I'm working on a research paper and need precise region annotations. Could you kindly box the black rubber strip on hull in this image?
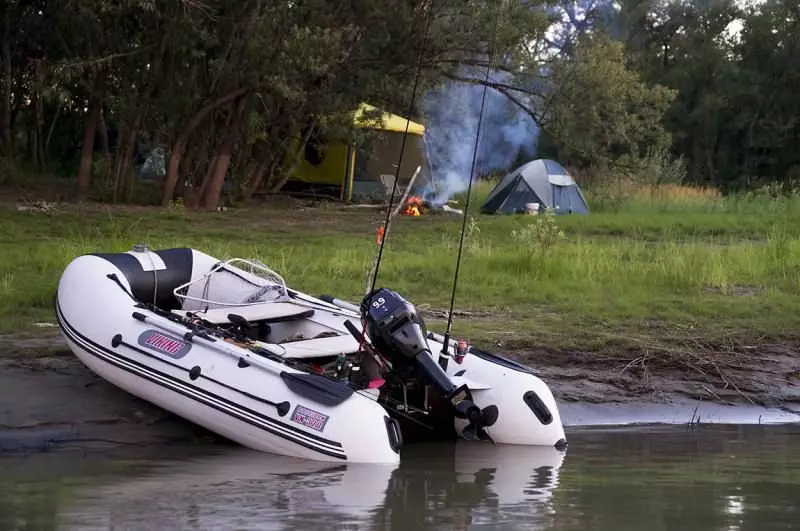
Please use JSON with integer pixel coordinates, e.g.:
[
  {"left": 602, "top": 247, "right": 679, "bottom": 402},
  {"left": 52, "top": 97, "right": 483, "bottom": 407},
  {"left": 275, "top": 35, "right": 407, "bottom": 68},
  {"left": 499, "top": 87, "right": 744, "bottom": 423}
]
[
  {"left": 111, "top": 333, "right": 291, "bottom": 416},
  {"left": 55, "top": 299, "right": 347, "bottom": 460},
  {"left": 467, "top": 346, "right": 538, "bottom": 376}
]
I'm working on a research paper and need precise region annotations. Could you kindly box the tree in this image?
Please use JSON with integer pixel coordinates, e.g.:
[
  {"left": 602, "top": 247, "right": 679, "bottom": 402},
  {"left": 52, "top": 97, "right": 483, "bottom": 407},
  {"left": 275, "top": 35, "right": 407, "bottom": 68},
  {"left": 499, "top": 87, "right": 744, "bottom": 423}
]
[{"left": 539, "top": 33, "right": 677, "bottom": 176}]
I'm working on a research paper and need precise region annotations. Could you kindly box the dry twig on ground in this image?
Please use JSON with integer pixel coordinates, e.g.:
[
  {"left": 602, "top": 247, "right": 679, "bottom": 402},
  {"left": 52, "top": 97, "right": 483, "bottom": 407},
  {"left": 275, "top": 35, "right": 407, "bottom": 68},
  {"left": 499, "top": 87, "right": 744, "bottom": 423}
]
[{"left": 363, "top": 166, "right": 421, "bottom": 295}]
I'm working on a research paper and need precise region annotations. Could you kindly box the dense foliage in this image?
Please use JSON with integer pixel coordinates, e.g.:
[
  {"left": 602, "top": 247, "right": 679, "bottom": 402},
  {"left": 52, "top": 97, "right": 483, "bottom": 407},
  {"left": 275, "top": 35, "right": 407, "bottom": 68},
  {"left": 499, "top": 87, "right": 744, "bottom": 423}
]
[
  {"left": 0, "top": 0, "right": 796, "bottom": 207},
  {"left": 600, "top": 0, "right": 800, "bottom": 191}
]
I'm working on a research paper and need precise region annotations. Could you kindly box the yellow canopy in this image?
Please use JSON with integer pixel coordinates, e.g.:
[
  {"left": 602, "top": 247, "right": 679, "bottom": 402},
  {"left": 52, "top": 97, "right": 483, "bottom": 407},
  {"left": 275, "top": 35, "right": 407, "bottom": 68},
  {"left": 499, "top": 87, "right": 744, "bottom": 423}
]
[
  {"left": 352, "top": 102, "right": 426, "bottom": 136},
  {"left": 285, "top": 102, "right": 426, "bottom": 200}
]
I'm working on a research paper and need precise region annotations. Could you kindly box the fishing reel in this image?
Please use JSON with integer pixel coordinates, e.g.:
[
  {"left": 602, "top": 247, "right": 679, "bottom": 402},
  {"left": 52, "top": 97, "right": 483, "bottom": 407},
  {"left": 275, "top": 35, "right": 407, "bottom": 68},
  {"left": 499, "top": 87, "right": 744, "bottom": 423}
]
[{"left": 355, "top": 288, "right": 498, "bottom": 442}]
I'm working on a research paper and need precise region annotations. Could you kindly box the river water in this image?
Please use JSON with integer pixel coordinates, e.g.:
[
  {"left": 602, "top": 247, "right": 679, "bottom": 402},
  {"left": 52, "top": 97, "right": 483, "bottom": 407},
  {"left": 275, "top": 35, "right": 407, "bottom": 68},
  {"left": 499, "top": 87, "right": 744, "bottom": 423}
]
[{"left": 1, "top": 423, "right": 797, "bottom": 530}]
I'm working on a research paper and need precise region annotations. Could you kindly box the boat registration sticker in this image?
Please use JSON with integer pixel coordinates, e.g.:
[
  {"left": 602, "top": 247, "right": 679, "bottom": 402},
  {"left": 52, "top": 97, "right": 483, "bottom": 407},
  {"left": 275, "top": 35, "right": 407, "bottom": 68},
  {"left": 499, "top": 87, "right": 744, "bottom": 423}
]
[
  {"left": 290, "top": 405, "right": 329, "bottom": 432},
  {"left": 137, "top": 329, "right": 192, "bottom": 359}
]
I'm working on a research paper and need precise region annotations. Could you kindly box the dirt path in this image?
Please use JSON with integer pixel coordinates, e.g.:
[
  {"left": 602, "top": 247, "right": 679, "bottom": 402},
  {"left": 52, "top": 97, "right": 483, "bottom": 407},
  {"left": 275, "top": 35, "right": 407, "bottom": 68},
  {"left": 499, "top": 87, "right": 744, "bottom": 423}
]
[{"left": 1, "top": 330, "right": 798, "bottom": 453}]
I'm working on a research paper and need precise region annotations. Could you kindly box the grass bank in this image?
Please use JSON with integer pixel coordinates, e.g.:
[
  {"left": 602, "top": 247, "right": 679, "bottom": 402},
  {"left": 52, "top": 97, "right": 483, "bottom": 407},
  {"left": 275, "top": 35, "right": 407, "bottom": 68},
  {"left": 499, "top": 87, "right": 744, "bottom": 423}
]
[{"left": 2, "top": 184, "right": 800, "bottom": 363}]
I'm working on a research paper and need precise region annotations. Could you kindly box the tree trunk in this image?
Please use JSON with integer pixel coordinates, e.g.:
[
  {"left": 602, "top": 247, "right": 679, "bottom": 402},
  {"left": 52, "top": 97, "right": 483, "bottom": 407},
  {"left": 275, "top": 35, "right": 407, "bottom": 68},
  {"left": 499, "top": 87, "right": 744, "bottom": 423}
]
[
  {"left": 197, "top": 153, "right": 220, "bottom": 202},
  {"left": 44, "top": 103, "right": 61, "bottom": 156},
  {"left": 160, "top": 88, "right": 248, "bottom": 206},
  {"left": 705, "top": 129, "right": 718, "bottom": 184},
  {"left": 76, "top": 68, "right": 107, "bottom": 200},
  {"left": 195, "top": 112, "right": 223, "bottom": 202},
  {"left": 200, "top": 96, "right": 247, "bottom": 210},
  {"left": 110, "top": 33, "right": 169, "bottom": 203},
  {"left": 268, "top": 121, "right": 318, "bottom": 193},
  {"left": 182, "top": 135, "right": 211, "bottom": 208},
  {"left": 0, "top": 6, "right": 12, "bottom": 158},
  {"left": 163, "top": 141, "right": 186, "bottom": 206},
  {"left": 112, "top": 105, "right": 144, "bottom": 203},
  {"left": 239, "top": 160, "right": 258, "bottom": 196},
  {"left": 260, "top": 159, "right": 282, "bottom": 194},
  {"left": 34, "top": 90, "right": 45, "bottom": 170},
  {"left": 175, "top": 148, "right": 195, "bottom": 200},
  {"left": 198, "top": 155, "right": 226, "bottom": 210},
  {"left": 237, "top": 138, "right": 270, "bottom": 201},
  {"left": 239, "top": 159, "right": 268, "bottom": 203},
  {"left": 98, "top": 110, "right": 110, "bottom": 155},
  {"left": 29, "top": 91, "right": 40, "bottom": 171},
  {"left": 743, "top": 110, "right": 760, "bottom": 180}
]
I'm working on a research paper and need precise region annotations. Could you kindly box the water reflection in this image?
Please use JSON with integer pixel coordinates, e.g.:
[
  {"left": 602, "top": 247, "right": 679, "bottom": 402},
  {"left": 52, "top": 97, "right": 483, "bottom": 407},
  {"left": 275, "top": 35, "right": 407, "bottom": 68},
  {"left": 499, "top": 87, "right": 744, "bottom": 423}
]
[
  {"left": 56, "top": 449, "right": 395, "bottom": 530},
  {"left": 1, "top": 424, "right": 798, "bottom": 530},
  {"left": 0, "top": 442, "right": 565, "bottom": 530},
  {"left": 374, "top": 443, "right": 565, "bottom": 529}
]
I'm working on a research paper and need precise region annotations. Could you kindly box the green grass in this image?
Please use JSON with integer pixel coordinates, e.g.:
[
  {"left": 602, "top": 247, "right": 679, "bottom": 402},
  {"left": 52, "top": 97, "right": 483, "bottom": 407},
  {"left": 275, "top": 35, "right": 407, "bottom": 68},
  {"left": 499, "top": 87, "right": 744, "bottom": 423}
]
[{"left": 2, "top": 186, "right": 800, "bottom": 355}]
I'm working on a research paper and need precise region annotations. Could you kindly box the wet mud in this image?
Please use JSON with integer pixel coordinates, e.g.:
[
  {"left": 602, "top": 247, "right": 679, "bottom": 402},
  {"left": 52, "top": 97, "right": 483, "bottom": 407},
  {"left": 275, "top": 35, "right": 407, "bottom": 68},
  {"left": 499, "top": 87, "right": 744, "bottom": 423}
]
[
  {"left": 0, "top": 330, "right": 220, "bottom": 453},
  {"left": 1, "top": 330, "right": 798, "bottom": 454},
  {"left": 516, "top": 343, "right": 800, "bottom": 408}
]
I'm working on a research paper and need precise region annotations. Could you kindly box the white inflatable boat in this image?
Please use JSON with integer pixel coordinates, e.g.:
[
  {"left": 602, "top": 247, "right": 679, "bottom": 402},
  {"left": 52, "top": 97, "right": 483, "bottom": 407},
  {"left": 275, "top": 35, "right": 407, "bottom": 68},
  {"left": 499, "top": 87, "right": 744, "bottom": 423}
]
[{"left": 54, "top": 245, "right": 567, "bottom": 464}]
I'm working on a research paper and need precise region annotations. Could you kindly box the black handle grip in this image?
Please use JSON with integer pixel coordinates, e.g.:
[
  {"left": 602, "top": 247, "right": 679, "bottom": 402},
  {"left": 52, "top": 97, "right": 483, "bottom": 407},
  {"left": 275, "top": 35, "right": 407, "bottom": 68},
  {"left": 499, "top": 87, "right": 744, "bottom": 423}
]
[{"left": 343, "top": 319, "right": 365, "bottom": 342}]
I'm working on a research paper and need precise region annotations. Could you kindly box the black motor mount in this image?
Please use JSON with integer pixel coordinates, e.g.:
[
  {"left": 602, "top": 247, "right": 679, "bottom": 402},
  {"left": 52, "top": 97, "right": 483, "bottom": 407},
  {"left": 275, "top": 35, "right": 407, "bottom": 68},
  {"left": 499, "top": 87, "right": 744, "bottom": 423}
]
[{"left": 358, "top": 288, "right": 498, "bottom": 442}]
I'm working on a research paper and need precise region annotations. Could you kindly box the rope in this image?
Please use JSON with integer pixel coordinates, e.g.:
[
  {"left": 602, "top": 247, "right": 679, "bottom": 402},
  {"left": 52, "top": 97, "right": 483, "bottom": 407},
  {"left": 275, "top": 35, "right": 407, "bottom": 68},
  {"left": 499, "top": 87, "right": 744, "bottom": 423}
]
[{"left": 145, "top": 251, "right": 158, "bottom": 307}]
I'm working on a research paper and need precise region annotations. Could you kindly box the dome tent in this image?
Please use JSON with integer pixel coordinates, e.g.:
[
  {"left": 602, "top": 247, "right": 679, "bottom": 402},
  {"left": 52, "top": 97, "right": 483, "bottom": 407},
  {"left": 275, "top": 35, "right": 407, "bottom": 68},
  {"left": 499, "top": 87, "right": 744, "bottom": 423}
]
[{"left": 480, "top": 159, "right": 590, "bottom": 215}]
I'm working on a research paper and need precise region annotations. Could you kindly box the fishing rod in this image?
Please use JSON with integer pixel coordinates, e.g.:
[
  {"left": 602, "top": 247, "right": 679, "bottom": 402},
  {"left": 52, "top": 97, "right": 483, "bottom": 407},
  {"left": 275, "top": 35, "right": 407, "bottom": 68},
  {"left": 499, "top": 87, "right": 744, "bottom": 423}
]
[
  {"left": 439, "top": 3, "right": 503, "bottom": 366},
  {"left": 365, "top": 0, "right": 504, "bottom": 361},
  {"left": 368, "top": 0, "right": 436, "bottom": 293}
]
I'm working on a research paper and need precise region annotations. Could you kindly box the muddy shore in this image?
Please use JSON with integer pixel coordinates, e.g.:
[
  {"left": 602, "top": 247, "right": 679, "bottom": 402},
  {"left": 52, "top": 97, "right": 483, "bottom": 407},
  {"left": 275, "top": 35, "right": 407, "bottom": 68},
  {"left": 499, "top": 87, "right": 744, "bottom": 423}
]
[{"left": 2, "top": 329, "right": 798, "bottom": 454}]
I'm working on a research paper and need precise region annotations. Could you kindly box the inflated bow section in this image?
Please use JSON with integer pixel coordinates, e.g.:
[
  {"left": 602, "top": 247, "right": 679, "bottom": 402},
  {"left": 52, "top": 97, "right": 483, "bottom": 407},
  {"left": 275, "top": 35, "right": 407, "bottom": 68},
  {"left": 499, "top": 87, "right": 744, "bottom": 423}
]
[{"left": 91, "top": 248, "right": 194, "bottom": 311}]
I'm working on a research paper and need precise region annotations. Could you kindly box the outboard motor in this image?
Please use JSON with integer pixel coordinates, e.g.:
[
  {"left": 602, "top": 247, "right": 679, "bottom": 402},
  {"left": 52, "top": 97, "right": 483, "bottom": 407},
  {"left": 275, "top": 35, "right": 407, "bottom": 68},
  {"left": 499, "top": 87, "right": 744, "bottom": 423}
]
[{"left": 359, "top": 288, "right": 498, "bottom": 442}]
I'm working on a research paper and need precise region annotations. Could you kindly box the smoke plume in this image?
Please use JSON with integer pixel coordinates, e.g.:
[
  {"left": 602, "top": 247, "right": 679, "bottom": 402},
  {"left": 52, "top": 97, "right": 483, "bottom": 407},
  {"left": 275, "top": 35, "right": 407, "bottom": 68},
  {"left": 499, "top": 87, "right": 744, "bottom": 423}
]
[
  {"left": 416, "top": 1, "right": 621, "bottom": 205},
  {"left": 418, "top": 68, "right": 540, "bottom": 206}
]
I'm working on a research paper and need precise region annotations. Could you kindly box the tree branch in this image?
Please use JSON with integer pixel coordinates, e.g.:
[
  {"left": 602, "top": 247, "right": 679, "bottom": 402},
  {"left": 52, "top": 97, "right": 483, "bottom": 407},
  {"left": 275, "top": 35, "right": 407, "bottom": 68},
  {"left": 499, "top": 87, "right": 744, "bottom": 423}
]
[
  {"left": 186, "top": 87, "right": 249, "bottom": 134},
  {"left": 436, "top": 68, "right": 604, "bottom": 165},
  {"left": 49, "top": 48, "right": 152, "bottom": 70},
  {"left": 435, "top": 69, "right": 530, "bottom": 93}
]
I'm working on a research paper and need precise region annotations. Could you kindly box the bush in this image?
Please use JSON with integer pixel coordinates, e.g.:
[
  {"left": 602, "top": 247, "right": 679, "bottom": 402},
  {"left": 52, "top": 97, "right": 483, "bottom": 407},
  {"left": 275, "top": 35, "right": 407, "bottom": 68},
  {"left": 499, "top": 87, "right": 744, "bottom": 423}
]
[{"left": 510, "top": 208, "right": 566, "bottom": 260}]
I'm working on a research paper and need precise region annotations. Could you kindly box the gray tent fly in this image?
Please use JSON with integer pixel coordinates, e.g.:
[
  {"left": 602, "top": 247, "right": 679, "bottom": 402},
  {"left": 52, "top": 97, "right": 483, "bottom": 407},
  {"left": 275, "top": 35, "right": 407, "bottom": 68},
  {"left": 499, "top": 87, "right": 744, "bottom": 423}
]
[{"left": 480, "top": 159, "right": 590, "bottom": 215}]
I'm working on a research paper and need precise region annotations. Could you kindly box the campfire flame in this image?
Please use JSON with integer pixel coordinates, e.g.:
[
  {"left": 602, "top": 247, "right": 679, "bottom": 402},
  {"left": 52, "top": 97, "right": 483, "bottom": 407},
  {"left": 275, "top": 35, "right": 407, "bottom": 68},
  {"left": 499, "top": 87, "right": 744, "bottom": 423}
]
[{"left": 403, "top": 196, "right": 423, "bottom": 217}]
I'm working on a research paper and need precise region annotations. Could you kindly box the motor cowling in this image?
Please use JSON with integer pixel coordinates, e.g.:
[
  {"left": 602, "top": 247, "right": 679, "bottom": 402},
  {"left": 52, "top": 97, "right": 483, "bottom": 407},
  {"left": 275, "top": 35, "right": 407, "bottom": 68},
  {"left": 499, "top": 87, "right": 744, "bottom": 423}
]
[
  {"left": 360, "top": 288, "right": 498, "bottom": 442},
  {"left": 361, "top": 288, "right": 429, "bottom": 360}
]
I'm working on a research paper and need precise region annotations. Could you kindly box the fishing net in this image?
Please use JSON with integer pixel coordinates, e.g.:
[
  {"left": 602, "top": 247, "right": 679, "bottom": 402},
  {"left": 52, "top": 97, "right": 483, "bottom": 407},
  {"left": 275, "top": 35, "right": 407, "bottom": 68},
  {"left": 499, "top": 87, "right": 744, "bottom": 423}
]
[{"left": 175, "top": 258, "right": 291, "bottom": 311}]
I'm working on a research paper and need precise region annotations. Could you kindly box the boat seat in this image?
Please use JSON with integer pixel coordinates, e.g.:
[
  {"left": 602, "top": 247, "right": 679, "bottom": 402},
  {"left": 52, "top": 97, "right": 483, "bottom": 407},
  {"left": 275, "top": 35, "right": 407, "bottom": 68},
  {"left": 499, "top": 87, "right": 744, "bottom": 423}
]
[
  {"left": 265, "top": 334, "right": 361, "bottom": 360},
  {"left": 173, "top": 302, "right": 314, "bottom": 325}
]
